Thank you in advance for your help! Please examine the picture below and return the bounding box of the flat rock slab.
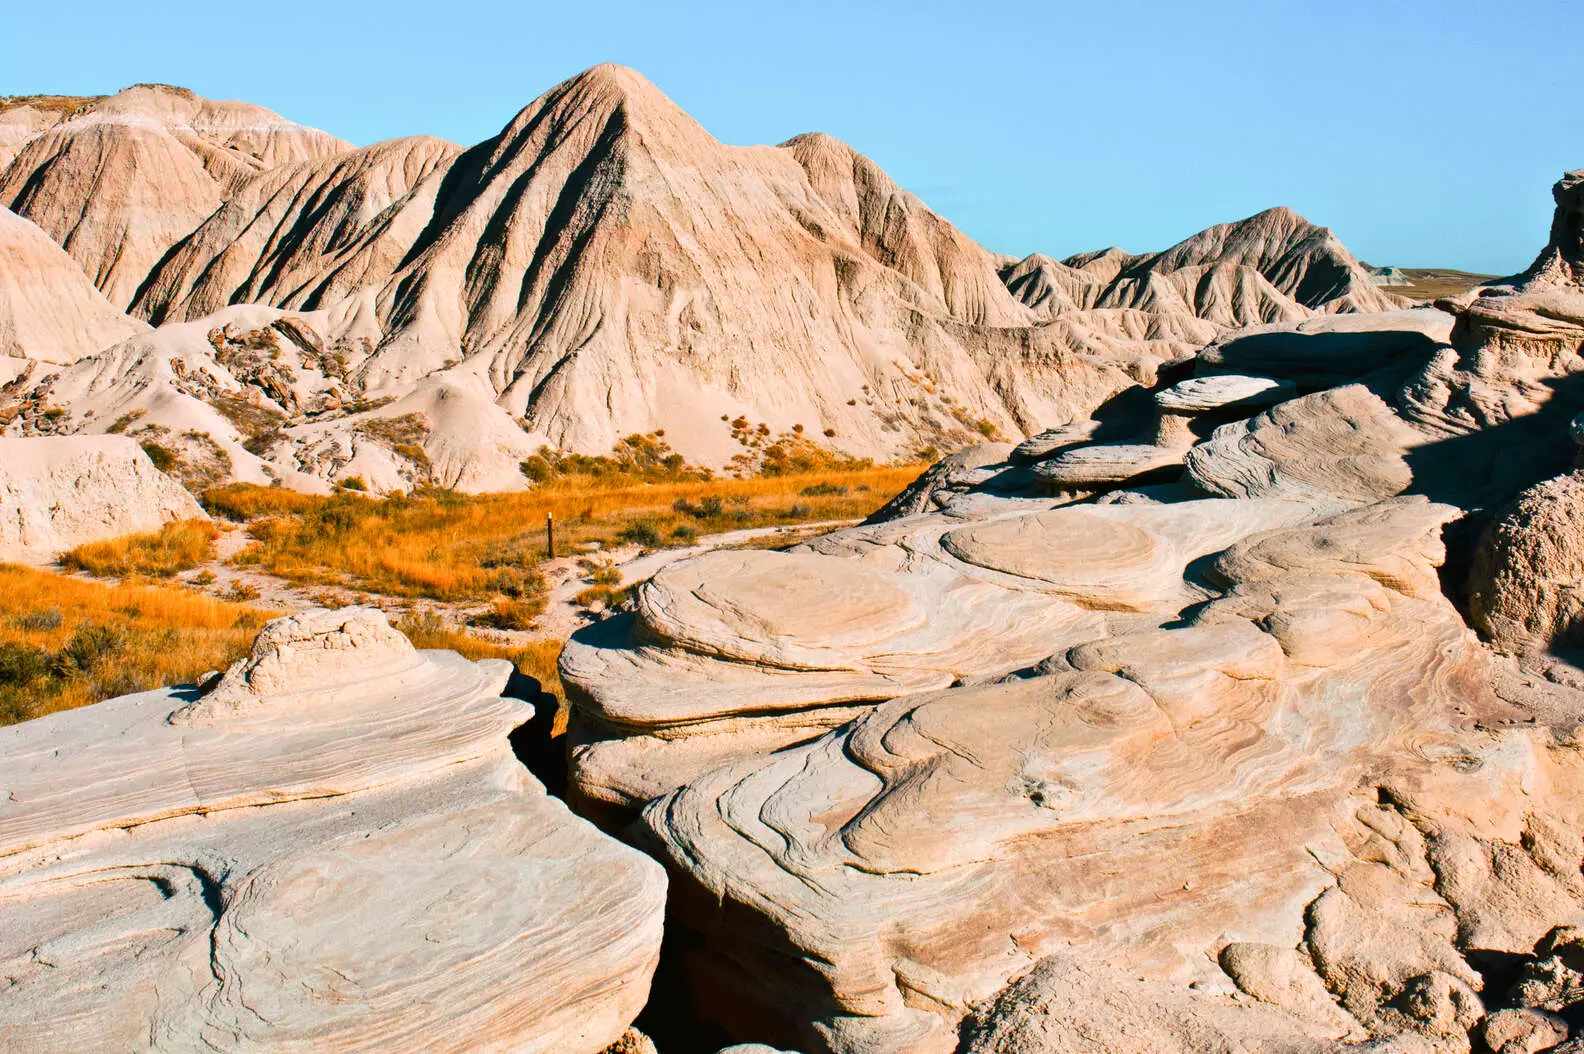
[0,608,666,1053]
[1155,373,1295,412]
[1031,442,1185,486]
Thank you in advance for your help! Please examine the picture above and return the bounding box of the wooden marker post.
[546,513,555,560]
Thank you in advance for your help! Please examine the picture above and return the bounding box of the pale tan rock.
[633,491,1584,1052]
[1031,440,1187,487]
[1156,373,1295,412]
[1480,1008,1569,1054]
[120,66,1402,471]
[1185,384,1414,504]
[0,607,665,1053]
[1469,470,1584,655]
[0,84,346,308]
[0,434,205,562]
[0,206,145,363]
[1198,308,1449,384]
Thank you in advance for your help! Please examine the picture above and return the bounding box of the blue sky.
[5,0,1578,274]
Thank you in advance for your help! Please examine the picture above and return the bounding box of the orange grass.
[61,519,220,578]
[0,563,276,725]
[223,464,921,602]
[395,612,566,711]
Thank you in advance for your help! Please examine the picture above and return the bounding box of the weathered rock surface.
[0,206,144,364]
[1469,469,1584,657]
[0,607,666,1052]
[0,84,347,308]
[559,170,1584,1053]
[1005,206,1407,327]
[0,434,205,561]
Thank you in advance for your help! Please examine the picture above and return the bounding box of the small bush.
[672,524,697,542]
[61,520,219,578]
[141,441,179,473]
[800,483,848,497]
[572,585,628,611]
[221,581,262,603]
[519,455,552,483]
[0,642,49,687]
[588,565,622,586]
[618,519,663,548]
[107,410,146,435]
[10,609,63,632]
[337,476,368,493]
[473,597,545,631]
[54,624,125,675]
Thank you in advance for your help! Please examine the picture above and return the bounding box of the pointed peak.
[548,63,679,117]
[495,62,705,149]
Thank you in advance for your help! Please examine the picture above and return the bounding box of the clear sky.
[5,0,1578,274]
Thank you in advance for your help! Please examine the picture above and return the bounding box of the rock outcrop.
[0,607,666,1052]
[555,171,1584,1053]
[0,84,346,308]
[1,304,540,492]
[0,435,206,562]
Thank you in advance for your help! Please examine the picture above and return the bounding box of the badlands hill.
[0,84,347,308]
[1,65,1405,490]
[7,170,1584,1053]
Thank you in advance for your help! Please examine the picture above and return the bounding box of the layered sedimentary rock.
[561,171,1584,1053]
[0,205,145,364]
[0,435,205,561]
[0,84,347,308]
[1002,207,1406,326]
[0,607,666,1052]
[81,64,1394,477]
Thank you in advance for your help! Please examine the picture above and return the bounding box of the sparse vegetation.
[140,440,179,473]
[0,564,273,725]
[60,520,219,578]
[216,463,919,603]
[395,611,565,707]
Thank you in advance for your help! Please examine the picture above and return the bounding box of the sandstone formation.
[0,434,206,562]
[552,170,1584,1052]
[0,205,145,364]
[0,64,1396,486]
[0,607,666,1051]
[0,84,347,308]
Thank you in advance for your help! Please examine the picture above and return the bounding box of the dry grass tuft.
[0,564,275,725]
[60,520,220,578]
[394,611,565,706]
[219,463,920,602]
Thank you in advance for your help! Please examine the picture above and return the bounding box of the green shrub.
[0,642,50,687]
[618,519,663,547]
[54,624,124,675]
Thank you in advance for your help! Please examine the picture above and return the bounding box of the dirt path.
[79,517,862,647]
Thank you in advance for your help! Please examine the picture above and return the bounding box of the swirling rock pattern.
[563,171,1584,1054]
[0,608,666,1053]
